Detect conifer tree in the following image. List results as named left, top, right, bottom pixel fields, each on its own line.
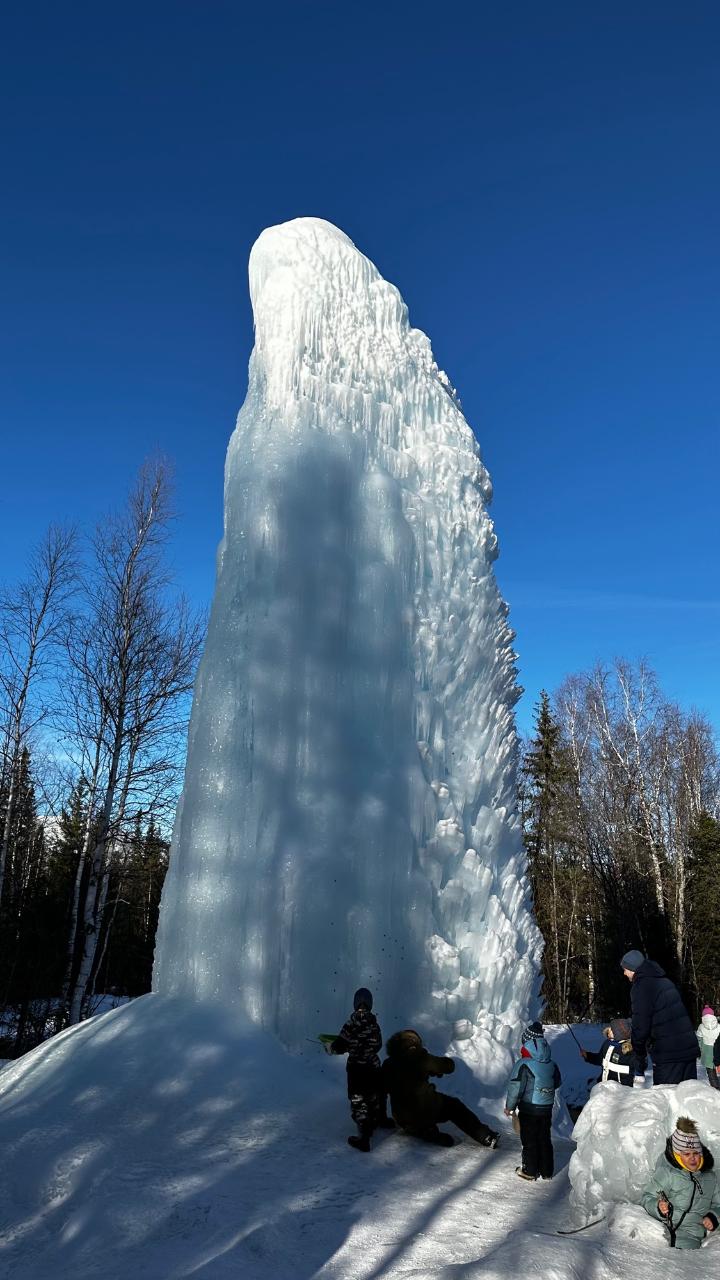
left=0, top=747, right=52, bottom=1051
left=686, top=811, right=720, bottom=1012
left=522, top=692, right=590, bottom=1020
left=100, top=813, right=169, bottom=996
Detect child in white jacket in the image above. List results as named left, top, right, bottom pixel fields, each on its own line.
left=697, top=1006, right=720, bottom=1090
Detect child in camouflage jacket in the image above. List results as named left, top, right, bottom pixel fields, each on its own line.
left=330, top=987, right=393, bottom=1151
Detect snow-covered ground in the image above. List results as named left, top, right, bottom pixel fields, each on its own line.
left=1, top=997, right=718, bottom=1279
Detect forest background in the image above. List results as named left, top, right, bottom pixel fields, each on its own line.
left=2, top=460, right=718, bottom=1057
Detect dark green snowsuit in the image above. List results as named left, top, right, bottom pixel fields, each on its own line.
left=382, top=1029, right=495, bottom=1145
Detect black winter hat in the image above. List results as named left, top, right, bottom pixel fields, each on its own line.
left=353, top=987, right=373, bottom=1011
left=521, top=1021, right=544, bottom=1045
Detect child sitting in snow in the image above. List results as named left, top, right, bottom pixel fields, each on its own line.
left=642, top=1116, right=720, bottom=1248
left=330, top=987, right=394, bottom=1152
left=504, top=1021, right=561, bottom=1181
left=697, top=1006, right=720, bottom=1090
left=580, top=1018, right=635, bottom=1087
left=381, top=1029, right=499, bottom=1148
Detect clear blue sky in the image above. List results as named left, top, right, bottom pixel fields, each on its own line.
left=2, top=2, right=718, bottom=735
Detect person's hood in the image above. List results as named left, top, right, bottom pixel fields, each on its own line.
left=386, top=1029, right=423, bottom=1058
left=609, top=1017, right=631, bottom=1041
left=663, top=1139, right=714, bottom=1172
left=520, top=1035, right=551, bottom=1063
left=699, top=1014, right=720, bottom=1043
left=634, top=959, right=666, bottom=981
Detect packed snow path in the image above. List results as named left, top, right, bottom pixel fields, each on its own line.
left=0, top=999, right=715, bottom=1279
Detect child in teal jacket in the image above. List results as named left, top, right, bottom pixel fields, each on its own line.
left=504, top=1021, right=561, bottom=1181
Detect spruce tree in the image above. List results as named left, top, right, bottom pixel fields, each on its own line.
left=101, top=814, right=169, bottom=997
left=0, top=748, right=52, bottom=1051
left=522, top=692, right=588, bottom=1020
left=686, top=811, right=720, bottom=1012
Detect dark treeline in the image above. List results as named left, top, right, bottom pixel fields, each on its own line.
left=0, top=461, right=204, bottom=1055
left=522, top=664, right=720, bottom=1024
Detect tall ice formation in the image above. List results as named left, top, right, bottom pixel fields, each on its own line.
left=154, top=218, right=541, bottom=1053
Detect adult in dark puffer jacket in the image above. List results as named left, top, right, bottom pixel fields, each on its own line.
left=621, top=949, right=699, bottom=1085
left=382, top=1030, right=499, bottom=1148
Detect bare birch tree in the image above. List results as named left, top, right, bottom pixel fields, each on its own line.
left=60, top=461, right=204, bottom=1024
left=548, top=661, right=720, bottom=1008
left=0, top=525, right=77, bottom=905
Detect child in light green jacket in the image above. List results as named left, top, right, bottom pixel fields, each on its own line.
left=642, top=1116, right=720, bottom=1249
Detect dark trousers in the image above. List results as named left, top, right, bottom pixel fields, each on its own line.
left=519, top=1109, right=554, bottom=1179
left=707, top=1068, right=720, bottom=1091
left=431, top=1094, right=493, bottom=1143
left=652, top=1060, right=697, bottom=1085
left=347, top=1062, right=387, bottom=1133
left=404, top=1094, right=493, bottom=1144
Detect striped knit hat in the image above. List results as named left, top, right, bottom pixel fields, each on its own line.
left=521, top=1021, right=544, bottom=1047
left=671, top=1116, right=702, bottom=1159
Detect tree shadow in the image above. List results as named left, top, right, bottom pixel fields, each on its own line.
left=0, top=996, right=596, bottom=1280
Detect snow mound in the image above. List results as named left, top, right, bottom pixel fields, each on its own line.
left=153, top=217, right=541, bottom=1052
left=569, top=1078, right=720, bottom=1225
left=0, top=995, right=332, bottom=1279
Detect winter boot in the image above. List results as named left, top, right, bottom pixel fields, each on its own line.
left=515, top=1166, right=535, bottom=1181
left=348, top=1123, right=372, bottom=1152
left=481, top=1131, right=500, bottom=1149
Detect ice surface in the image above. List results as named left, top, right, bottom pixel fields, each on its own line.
left=569, top=1077, right=720, bottom=1226
left=153, top=218, right=541, bottom=1052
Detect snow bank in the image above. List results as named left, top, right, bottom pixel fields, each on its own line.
left=0, top=995, right=328, bottom=1279
left=154, top=217, right=541, bottom=1054
left=569, top=1078, right=720, bottom=1225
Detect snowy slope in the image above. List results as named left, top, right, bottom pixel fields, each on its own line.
left=1, top=999, right=718, bottom=1279
left=153, top=218, right=540, bottom=1053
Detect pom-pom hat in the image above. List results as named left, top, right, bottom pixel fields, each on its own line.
left=521, top=1020, right=544, bottom=1046
left=671, top=1116, right=702, bottom=1160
